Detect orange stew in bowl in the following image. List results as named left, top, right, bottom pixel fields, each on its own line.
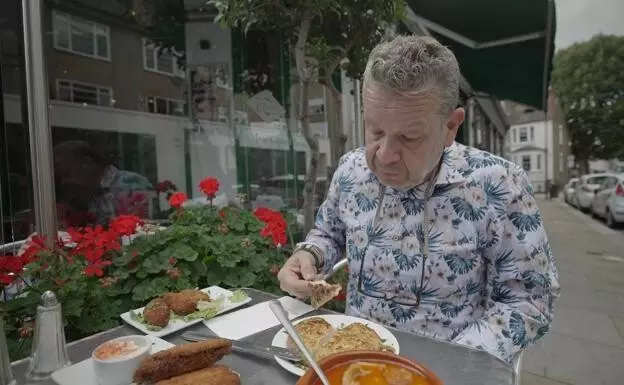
left=327, top=361, right=431, bottom=385
left=94, top=340, right=140, bottom=360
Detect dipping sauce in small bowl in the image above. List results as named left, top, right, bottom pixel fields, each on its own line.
left=91, top=335, right=151, bottom=385
left=94, top=340, right=140, bottom=361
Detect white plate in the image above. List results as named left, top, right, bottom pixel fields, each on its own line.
left=51, top=335, right=173, bottom=385
left=120, top=286, right=252, bottom=337
left=271, top=314, right=400, bottom=377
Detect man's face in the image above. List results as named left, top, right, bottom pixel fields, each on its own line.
left=363, top=84, right=465, bottom=189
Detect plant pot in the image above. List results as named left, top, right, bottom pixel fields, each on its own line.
left=295, top=350, right=444, bottom=385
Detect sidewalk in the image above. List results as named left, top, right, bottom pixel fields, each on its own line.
left=522, top=198, right=624, bottom=385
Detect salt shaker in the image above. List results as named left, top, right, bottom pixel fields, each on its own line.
left=0, top=317, right=16, bottom=385
left=26, top=291, right=71, bottom=380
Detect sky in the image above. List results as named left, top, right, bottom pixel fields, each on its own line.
left=555, top=0, right=624, bottom=50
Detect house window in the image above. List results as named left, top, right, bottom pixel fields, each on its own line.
left=537, top=154, right=542, bottom=170
left=146, top=96, right=186, bottom=116
left=530, top=126, right=534, bottom=141
left=522, top=155, right=531, bottom=171
left=512, top=128, right=516, bottom=143
left=52, top=12, right=110, bottom=60
left=519, top=127, right=528, bottom=143
left=142, top=39, right=185, bottom=77
left=57, top=79, right=112, bottom=106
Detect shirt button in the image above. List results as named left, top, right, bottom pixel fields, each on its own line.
left=393, top=235, right=401, bottom=240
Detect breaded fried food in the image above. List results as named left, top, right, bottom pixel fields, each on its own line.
left=155, top=365, right=240, bottom=385
left=313, top=322, right=384, bottom=361
left=162, top=289, right=211, bottom=316
left=143, top=297, right=170, bottom=327
left=286, top=317, right=335, bottom=353
left=309, top=280, right=342, bottom=309
left=133, top=339, right=231, bottom=384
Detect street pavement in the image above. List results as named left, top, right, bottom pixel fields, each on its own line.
left=521, top=196, right=624, bottom=385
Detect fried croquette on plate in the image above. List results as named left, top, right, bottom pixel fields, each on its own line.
left=143, top=297, right=170, bottom=327
left=133, top=339, right=231, bottom=384
left=155, top=365, right=240, bottom=385
left=162, top=289, right=211, bottom=316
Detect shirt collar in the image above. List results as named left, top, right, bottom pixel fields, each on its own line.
left=435, top=142, right=466, bottom=187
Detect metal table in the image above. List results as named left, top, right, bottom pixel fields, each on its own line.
left=11, top=288, right=515, bottom=385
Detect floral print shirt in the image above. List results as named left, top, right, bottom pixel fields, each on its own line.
left=89, top=166, right=154, bottom=225
left=300, top=142, right=560, bottom=363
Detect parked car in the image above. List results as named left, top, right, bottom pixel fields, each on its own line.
left=590, top=173, right=624, bottom=228
left=563, top=178, right=579, bottom=205
left=572, top=173, right=614, bottom=211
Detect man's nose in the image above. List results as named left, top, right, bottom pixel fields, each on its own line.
left=376, top=138, right=400, bottom=165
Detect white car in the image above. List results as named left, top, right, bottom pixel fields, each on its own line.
left=573, top=173, right=614, bottom=211
left=563, top=178, right=579, bottom=205
left=591, top=173, right=624, bottom=228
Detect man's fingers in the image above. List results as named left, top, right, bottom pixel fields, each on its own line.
left=279, top=275, right=312, bottom=298
left=299, top=255, right=317, bottom=281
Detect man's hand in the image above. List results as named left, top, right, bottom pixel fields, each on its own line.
left=277, top=250, right=322, bottom=298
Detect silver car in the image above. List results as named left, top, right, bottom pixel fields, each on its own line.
left=591, top=173, right=624, bottom=228
left=573, top=173, right=613, bottom=211
left=563, top=178, right=579, bottom=205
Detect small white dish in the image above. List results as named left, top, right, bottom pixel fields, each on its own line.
left=51, top=335, right=174, bottom=385
left=91, top=335, right=151, bottom=385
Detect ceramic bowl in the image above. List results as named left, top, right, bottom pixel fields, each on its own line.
left=91, top=335, right=151, bottom=385
left=295, top=350, right=444, bottom=385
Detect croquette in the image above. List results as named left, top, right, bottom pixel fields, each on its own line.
left=155, top=365, right=240, bottom=385
left=133, top=339, right=232, bottom=384
left=163, top=289, right=211, bottom=316
left=143, top=297, right=171, bottom=327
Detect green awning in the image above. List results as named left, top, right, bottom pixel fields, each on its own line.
left=404, top=0, right=556, bottom=110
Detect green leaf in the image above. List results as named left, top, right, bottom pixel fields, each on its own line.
left=132, top=276, right=171, bottom=301
left=171, top=243, right=199, bottom=262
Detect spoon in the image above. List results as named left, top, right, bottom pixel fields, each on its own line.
left=268, top=300, right=331, bottom=385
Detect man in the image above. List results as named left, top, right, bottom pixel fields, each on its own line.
left=278, top=35, right=560, bottom=363
left=54, top=140, right=155, bottom=226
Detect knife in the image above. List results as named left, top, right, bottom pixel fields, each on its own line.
left=181, top=332, right=302, bottom=362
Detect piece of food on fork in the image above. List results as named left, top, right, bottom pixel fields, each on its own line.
left=309, top=280, right=342, bottom=309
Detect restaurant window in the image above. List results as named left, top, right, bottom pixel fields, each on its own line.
left=537, top=154, right=542, bottom=170
left=52, top=11, right=110, bottom=60
left=522, top=155, right=531, bottom=171
left=146, top=96, right=186, bottom=116
left=512, top=128, right=516, bottom=143
left=56, top=79, right=113, bottom=107
left=530, top=126, right=534, bottom=141
left=519, top=127, right=528, bottom=143
left=142, top=39, right=185, bottom=77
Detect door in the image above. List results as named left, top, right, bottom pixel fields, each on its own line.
left=594, top=177, right=617, bottom=217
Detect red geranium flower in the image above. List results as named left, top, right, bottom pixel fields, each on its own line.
left=110, top=215, right=144, bottom=236
left=199, top=177, right=220, bottom=198
left=0, top=255, right=25, bottom=286
left=168, top=192, right=188, bottom=208
left=253, top=207, right=288, bottom=247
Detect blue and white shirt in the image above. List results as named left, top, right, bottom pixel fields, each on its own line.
left=301, top=142, right=560, bottom=363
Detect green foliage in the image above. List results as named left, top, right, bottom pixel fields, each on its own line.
left=210, top=0, right=406, bottom=79
left=551, top=34, right=624, bottom=164
left=110, top=206, right=292, bottom=303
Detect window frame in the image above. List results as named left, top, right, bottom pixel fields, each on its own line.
left=519, top=127, right=528, bottom=143
left=55, top=79, right=113, bottom=107
left=145, top=95, right=187, bottom=116
left=52, top=11, right=111, bottom=61
left=142, top=38, right=185, bottom=78
left=522, top=155, right=531, bottom=171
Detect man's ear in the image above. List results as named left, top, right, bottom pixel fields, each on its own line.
left=444, top=107, right=465, bottom=146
